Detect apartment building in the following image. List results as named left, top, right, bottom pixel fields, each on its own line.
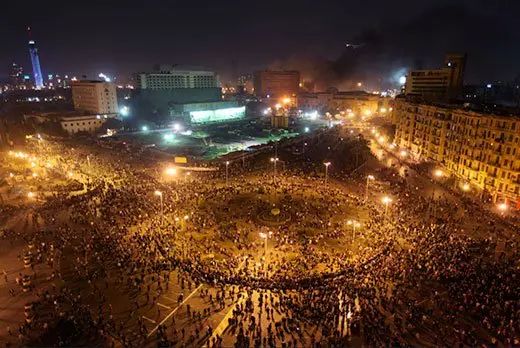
left=394, top=99, right=520, bottom=205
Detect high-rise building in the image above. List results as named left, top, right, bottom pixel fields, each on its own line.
left=27, top=27, right=44, bottom=90
left=71, top=80, right=119, bottom=115
left=405, top=53, right=466, bottom=100
left=10, top=63, right=24, bottom=87
left=135, top=65, right=219, bottom=90
left=254, top=70, right=300, bottom=98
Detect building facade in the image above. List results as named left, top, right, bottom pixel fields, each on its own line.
left=298, top=91, right=391, bottom=115
left=254, top=71, right=300, bottom=98
left=394, top=99, right=520, bottom=206
left=135, top=66, right=219, bottom=90
left=71, top=80, right=118, bottom=114
left=405, top=54, right=466, bottom=100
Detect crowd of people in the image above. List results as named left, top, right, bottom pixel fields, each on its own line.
left=0, top=127, right=519, bottom=347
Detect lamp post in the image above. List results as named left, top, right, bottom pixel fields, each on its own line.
left=225, top=161, right=230, bottom=185
left=270, top=157, right=279, bottom=177
left=154, top=190, right=163, bottom=226
left=365, top=175, right=375, bottom=200
left=347, top=220, right=361, bottom=240
left=382, top=196, right=392, bottom=218
left=259, top=231, right=272, bottom=272
left=324, top=162, right=331, bottom=183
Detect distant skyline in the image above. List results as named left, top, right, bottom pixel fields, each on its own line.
left=2, top=0, right=518, bottom=87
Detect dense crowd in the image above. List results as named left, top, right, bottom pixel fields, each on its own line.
left=0, top=131, right=519, bottom=347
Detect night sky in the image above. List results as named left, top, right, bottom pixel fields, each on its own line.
left=2, top=0, right=519, bottom=87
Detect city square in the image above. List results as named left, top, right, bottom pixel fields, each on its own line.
left=0, top=123, right=519, bottom=347
left=1, top=2, right=520, bottom=346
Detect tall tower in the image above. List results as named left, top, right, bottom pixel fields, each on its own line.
left=27, top=27, right=44, bottom=89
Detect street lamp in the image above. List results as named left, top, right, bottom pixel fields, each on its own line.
left=154, top=190, right=163, bottom=225
left=434, top=169, right=444, bottom=177
left=382, top=196, right=393, bottom=217
left=400, top=150, right=407, bottom=157
left=324, top=162, right=331, bottom=183
left=347, top=220, right=361, bottom=240
left=270, top=157, right=279, bottom=176
left=27, top=192, right=35, bottom=199
left=165, top=167, right=177, bottom=176
left=365, top=175, right=375, bottom=200
left=259, top=231, right=273, bottom=271
left=498, top=203, right=508, bottom=212
left=225, top=161, right=230, bottom=185
left=462, top=183, right=470, bottom=191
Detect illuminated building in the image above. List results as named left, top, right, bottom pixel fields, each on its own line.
left=135, top=65, right=219, bottom=90
left=169, top=101, right=245, bottom=124
left=405, top=54, right=466, bottom=100
left=394, top=99, right=520, bottom=206
left=72, top=80, right=119, bottom=115
left=24, top=112, right=120, bottom=135
left=27, top=27, right=44, bottom=89
left=298, top=91, right=390, bottom=115
left=132, top=65, right=226, bottom=122
left=10, top=63, right=24, bottom=88
left=254, top=70, right=300, bottom=98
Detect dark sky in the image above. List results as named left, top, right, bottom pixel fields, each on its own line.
left=2, top=0, right=518, bottom=86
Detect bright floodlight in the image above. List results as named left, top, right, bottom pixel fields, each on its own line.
left=399, top=76, right=407, bottom=85
left=27, top=192, right=35, bottom=198
left=379, top=136, right=386, bottom=143
left=173, top=123, right=181, bottom=132
left=462, top=183, right=470, bottom=191
left=498, top=203, right=508, bottom=211
left=141, top=126, right=149, bottom=132
left=304, top=127, right=310, bottom=133
left=154, top=190, right=162, bottom=196
left=364, top=110, right=372, bottom=116
left=368, top=175, right=375, bottom=180
left=165, top=167, right=177, bottom=176
left=435, top=169, right=444, bottom=177
left=282, top=97, right=291, bottom=104
left=400, top=150, right=407, bottom=157
left=120, top=106, right=129, bottom=117
left=357, top=82, right=362, bottom=87
left=382, top=196, right=392, bottom=204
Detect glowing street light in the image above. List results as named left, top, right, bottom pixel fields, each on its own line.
left=324, top=162, right=331, bottom=183
left=32, top=172, right=38, bottom=178
left=382, top=196, right=393, bottom=217
left=378, top=136, right=386, bottom=143
left=434, top=169, right=444, bottom=177
left=347, top=220, right=361, bottom=240
left=282, top=97, right=291, bottom=104
left=400, top=150, right=407, bottom=157
left=259, top=231, right=273, bottom=271
left=365, top=175, right=375, bottom=200
left=357, top=82, right=362, bottom=87
left=498, top=203, right=508, bottom=212
left=154, top=190, right=164, bottom=225
left=68, top=172, right=73, bottom=178
left=165, top=167, right=177, bottom=176
left=462, top=183, right=470, bottom=191
left=141, top=126, right=149, bottom=132
left=270, top=157, right=279, bottom=176
left=27, top=192, right=35, bottom=199
left=225, top=161, right=230, bottom=185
